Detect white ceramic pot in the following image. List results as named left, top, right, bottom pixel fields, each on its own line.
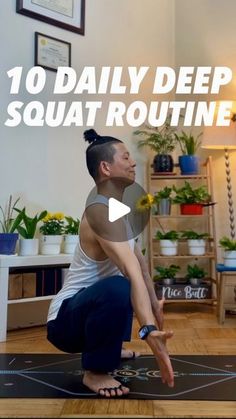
left=188, top=239, right=206, bottom=256
left=159, top=240, right=178, bottom=256
left=39, top=235, right=62, bottom=255
left=19, top=238, right=39, bottom=256
left=224, top=250, right=236, bottom=267
left=62, top=234, right=79, bottom=254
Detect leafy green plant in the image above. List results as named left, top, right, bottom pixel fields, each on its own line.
left=133, top=116, right=177, bottom=154
left=175, top=131, right=202, bottom=155
left=39, top=212, right=65, bottom=235
left=155, top=230, right=179, bottom=241
left=219, top=236, right=236, bottom=251
left=0, top=195, right=23, bottom=233
left=15, top=207, right=47, bottom=239
left=172, top=181, right=211, bottom=204
left=186, top=264, right=207, bottom=279
left=64, top=216, right=80, bottom=235
left=154, top=264, right=180, bottom=281
left=154, top=186, right=173, bottom=203
left=181, top=230, right=209, bottom=240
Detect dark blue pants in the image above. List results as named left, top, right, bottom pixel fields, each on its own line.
left=47, top=275, right=133, bottom=372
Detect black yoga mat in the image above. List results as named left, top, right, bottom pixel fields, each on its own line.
left=0, top=354, right=235, bottom=400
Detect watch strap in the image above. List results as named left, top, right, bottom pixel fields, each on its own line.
left=139, top=324, right=158, bottom=340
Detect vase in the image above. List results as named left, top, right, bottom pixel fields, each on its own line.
left=0, top=233, right=18, bottom=255
left=19, top=238, right=39, bottom=256
left=157, top=198, right=171, bottom=215
left=39, top=235, right=62, bottom=255
left=159, top=240, right=178, bottom=256
left=188, top=239, right=206, bottom=256
left=62, top=234, right=79, bottom=254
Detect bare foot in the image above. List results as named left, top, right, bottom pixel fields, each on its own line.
left=121, top=348, right=140, bottom=359
left=83, top=370, right=130, bottom=397
left=146, top=330, right=174, bottom=388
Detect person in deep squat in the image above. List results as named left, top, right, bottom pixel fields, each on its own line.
left=47, top=129, right=174, bottom=397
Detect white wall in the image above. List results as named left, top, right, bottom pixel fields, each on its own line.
left=175, top=0, right=236, bottom=256
left=0, top=0, right=175, bottom=226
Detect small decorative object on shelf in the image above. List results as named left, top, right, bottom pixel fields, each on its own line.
left=181, top=230, right=210, bottom=256
left=185, top=263, right=207, bottom=286
left=153, top=186, right=173, bottom=215
left=154, top=264, right=180, bottom=285
left=133, top=116, right=177, bottom=173
left=15, top=207, right=47, bottom=256
left=175, top=130, right=202, bottom=175
left=39, top=212, right=65, bottom=255
left=155, top=230, right=179, bottom=256
left=62, top=216, right=80, bottom=254
left=172, top=181, right=211, bottom=215
left=219, top=236, right=236, bottom=267
left=0, top=196, right=23, bottom=255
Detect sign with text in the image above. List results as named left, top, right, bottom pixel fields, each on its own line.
left=155, top=283, right=212, bottom=300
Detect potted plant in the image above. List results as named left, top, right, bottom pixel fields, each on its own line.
left=39, top=212, right=65, bottom=255
left=154, top=264, right=180, bottom=285
left=172, top=181, right=211, bottom=215
left=181, top=230, right=210, bottom=256
left=155, top=230, right=179, bottom=255
left=175, top=130, right=202, bottom=175
left=0, top=196, right=23, bottom=255
left=62, top=216, right=80, bottom=254
left=219, top=236, right=236, bottom=267
left=134, top=117, right=177, bottom=173
left=185, top=263, right=207, bottom=286
left=15, top=207, right=47, bottom=256
left=153, top=186, right=173, bottom=215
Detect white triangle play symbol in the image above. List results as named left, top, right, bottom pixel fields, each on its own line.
left=108, top=198, right=131, bottom=222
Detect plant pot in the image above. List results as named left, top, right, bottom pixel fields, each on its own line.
left=62, top=234, right=79, bottom=254
left=188, top=239, right=206, bottom=256
left=180, top=203, right=203, bottom=215
left=19, top=238, right=39, bottom=256
left=223, top=250, right=236, bottom=267
left=159, top=240, right=178, bottom=256
left=39, top=235, right=62, bottom=255
left=0, top=233, right=18, bottom=255
left=162, top=277, right=175, bottom=285
left=153, top=154, right=174, bottom=173
left=189, top=277, right=202, bottom=286
left=157, top=199, right=171, bottom=215
left=179, top=155, right=200, bottom=175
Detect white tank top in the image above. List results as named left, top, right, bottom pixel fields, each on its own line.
left=47, top=195, right=134, bottom=322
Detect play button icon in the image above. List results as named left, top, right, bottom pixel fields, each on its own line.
left=108, top=198, right=131, bottom=222
left=85, top=178, right=150, bottom=242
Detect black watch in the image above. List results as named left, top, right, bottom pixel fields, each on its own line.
left=138, top=325, right=157, bottom=340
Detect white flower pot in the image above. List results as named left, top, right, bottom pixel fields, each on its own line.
left=19, top=238, right=39, bottom=256
left=224, top=250, right=236, bottom=267
left=39, top=235, right=62, bottom=255
left=188, top=239, right=206, bottom=256
left=159, top=240, right=178, bottom=256
left=62, top=234, right=79, bottom=254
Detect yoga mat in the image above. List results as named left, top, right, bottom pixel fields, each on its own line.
left=0, top=354, right=235, bottom=400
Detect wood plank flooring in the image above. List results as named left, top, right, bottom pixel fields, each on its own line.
left=0, top=303, right=236, bottom=418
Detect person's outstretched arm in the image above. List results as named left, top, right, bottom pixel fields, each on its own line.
left=134, top=243, right=165, bottom=331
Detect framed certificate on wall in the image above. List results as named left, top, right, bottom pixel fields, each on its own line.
left=35, top=32, right=71, bottom=72
left=16, top=0, right=85, bottom=35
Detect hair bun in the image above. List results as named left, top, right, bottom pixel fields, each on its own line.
left=83, top=129, right=101, bottom=144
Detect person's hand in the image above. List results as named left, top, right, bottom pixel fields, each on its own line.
left=146, top=329, right=174, bottom=388
left=152, top=298, right=165, bottom=331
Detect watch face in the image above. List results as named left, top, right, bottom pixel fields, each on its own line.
left=139, top=326, right=148, bottom=339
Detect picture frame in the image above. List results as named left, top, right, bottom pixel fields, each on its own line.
left=16, top=0, right=85, bottom=35
left=35, top=32, right=71, bottom=72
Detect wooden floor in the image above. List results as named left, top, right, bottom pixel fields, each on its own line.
left=0, top=303, right=236, bottom=418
